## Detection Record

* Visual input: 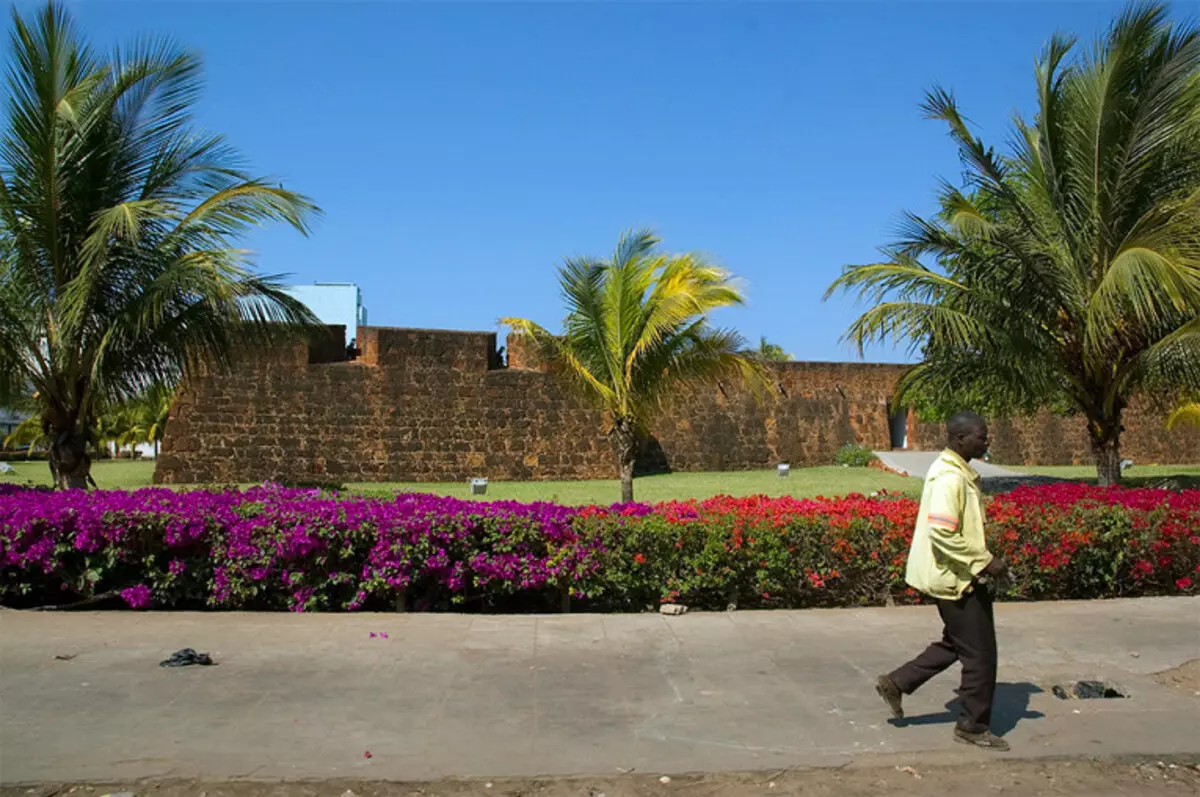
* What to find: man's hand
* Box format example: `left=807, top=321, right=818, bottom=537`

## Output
left=983, top=556, right=1009, bottom=578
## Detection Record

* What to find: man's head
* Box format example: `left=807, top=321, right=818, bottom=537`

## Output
left=946, top=411, right=989, bottom=462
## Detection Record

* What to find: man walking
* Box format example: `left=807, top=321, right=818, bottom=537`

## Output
left=875, top=411, right=1010, bottom=750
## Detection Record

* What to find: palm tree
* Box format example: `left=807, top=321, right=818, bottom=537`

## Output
left=93, top=405, right=136, bottom=459
left=502, top=230, right=768, bottom=502
left=132, top=382, right=173, bottom=457
left=2, top=411, right=46, bottom=454
left=757, top=336, right=791, bottom=362
left=826, top=4, right=1200, bottom=486
left=0, top=3, right=320, bottom=488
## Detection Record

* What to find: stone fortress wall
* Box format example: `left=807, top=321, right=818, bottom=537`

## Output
left=154, top=326, right=1200, bottom=484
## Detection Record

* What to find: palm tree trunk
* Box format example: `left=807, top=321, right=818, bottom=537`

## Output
left=615, top=418, right=637, bottom=503
left=1089, top=415, right=1123, bottom=487
left=48, top=426, right=92, bottom=490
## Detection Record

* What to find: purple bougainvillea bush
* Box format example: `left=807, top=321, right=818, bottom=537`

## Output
left=0, top=484, right=603, bottom=612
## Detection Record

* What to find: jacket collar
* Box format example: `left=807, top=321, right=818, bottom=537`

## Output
left=940, top=449, right=981, bottom=484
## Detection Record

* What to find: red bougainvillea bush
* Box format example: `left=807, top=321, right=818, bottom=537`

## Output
left=1, top=482, right=1195, bottom=612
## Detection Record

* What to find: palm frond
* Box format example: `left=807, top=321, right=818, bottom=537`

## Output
left=499, top=319, right=617, bottom=407
left=1086, top=245, right=1200, bottom=355
left=2, top=412, right=46, bottom=451
left=826, top=255, right=965, bottom=306
left=1166, top=402, right=1200, bottom=429
left=1125, top=315, right=1200, bottom=392
left=631, top=321, right=770, bottom=422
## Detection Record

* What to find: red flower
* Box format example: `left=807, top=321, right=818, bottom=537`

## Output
left=1177, top=577, right=1194, bottom=591
left=633, top=553, right=646, bottom=565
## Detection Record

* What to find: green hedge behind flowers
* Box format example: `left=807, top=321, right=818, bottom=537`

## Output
left=1, top=483, right=1196, bottom=612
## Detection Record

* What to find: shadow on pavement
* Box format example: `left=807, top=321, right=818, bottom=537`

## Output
left=890, top=681, right=1045, bottom=736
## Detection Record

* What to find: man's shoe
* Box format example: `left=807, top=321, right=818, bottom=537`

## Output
left=875, top=675, right=904, bottom=720
left=953, top=727, right=1010, bottom=751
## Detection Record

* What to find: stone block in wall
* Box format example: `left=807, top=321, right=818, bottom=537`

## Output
left=505, top=332, right=544, bottom=371
left=367, top=327, right=498, bottom=372
left=307, top=325, right=348, bottom=364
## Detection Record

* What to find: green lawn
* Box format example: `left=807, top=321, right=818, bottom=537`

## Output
left=352, top=467, right=922, bottom=504
left=5, top=459, right=1198, bottom=503
left=1, top=460, right=920, bottom=503
left=0, top=459, right=157, bottom=490
left=1010, top=463, right=1200, bottom=488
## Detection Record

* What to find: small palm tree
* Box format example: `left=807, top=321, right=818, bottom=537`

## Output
left=757, top=337, right=791, bottom=362
left=2, top=412, right=46, bottom=454
left=502, top=230, right=767, bottom=502
left=826, top=4, right=1200, bottom=486
left=0, top=3, right=319, bottom=488
left=94, top=406, right=136, bottom=459
left=133, top=383, right=174, bottom=457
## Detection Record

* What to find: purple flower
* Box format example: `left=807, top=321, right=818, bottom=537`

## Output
left=120, top=584, right=152, bottom=609
left=0, top=484, right=618, bottom=612
left=289, top=587, right=315, bottom=612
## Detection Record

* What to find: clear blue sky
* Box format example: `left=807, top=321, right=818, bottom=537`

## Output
left=54, top=1, right=1139, bottom=361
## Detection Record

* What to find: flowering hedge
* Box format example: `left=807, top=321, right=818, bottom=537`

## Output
left=1, top=482, right=1196, bottom=612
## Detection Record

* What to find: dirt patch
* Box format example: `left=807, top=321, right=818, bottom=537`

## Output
left=1155, top=659, right=1200, bottom=697
left=6, top=758, right=1200, bottom=797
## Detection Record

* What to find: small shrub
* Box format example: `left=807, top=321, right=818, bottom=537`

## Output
left=834, top=443, right=878, bottom=468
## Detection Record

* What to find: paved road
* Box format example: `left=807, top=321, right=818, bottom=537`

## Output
left=1, top=598, right=1198, bottom=784
left=873, top=451, right=1025, bottom=479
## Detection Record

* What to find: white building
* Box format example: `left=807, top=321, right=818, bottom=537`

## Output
left=282, top=282, right=368, bottom=343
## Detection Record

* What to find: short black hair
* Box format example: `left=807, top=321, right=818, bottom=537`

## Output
left=946, top=411, right=987, bottom=439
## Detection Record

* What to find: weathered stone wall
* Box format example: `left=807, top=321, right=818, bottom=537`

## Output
left=157, top=327, right=614, bottom=484
left=911, top=399, right=1199, bottom=467
left=644, top=361, right=905, bottom=472
left=155, top=326, right=1200, bottom=484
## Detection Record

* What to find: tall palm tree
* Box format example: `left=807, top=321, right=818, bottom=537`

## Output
left=0, top=3, right=320, bottom=488
left=502, top=230, right=767, bottom=502
left=826, top=4, right=1200, bottom=486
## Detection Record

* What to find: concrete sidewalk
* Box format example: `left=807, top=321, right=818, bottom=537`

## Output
left=1, top=598, right=1198, bottom=784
